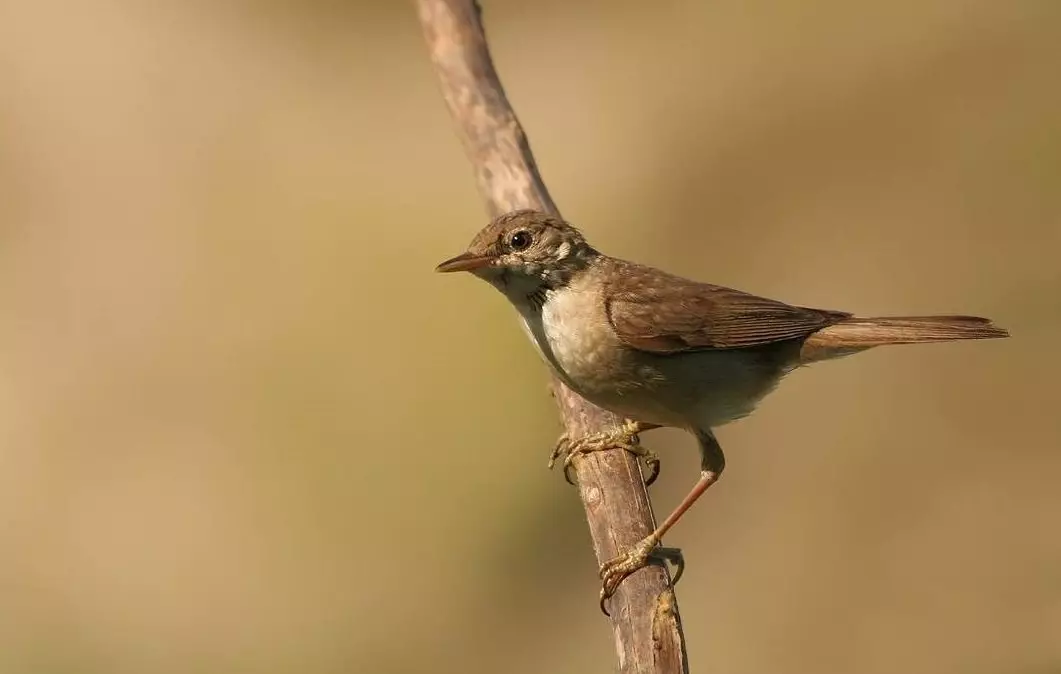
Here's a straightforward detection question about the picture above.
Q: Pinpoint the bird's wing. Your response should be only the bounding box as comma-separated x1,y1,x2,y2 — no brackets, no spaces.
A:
603,260,850,354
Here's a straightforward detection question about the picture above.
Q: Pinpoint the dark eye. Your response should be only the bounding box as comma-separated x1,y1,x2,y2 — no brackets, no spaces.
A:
508,230,533,250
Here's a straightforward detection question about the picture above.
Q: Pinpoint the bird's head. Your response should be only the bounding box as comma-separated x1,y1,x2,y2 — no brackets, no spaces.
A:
436,209,598,298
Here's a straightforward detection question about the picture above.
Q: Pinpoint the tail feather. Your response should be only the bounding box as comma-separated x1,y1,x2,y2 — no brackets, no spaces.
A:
800,315,1008,363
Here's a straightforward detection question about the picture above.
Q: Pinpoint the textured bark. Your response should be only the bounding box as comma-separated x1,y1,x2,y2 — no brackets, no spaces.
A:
416,2,689,672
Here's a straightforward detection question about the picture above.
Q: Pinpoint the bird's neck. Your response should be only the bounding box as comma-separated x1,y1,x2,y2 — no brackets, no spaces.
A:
503,276,553,315
501,263,598,316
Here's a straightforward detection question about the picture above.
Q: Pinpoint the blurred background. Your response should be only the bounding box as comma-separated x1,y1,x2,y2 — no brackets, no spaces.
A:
1,1,1058,672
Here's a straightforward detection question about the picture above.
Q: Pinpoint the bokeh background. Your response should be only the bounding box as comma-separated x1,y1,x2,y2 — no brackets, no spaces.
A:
1,1,1059,672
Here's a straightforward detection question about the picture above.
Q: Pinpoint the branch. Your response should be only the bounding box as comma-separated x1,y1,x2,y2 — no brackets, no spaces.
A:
416,2,689,671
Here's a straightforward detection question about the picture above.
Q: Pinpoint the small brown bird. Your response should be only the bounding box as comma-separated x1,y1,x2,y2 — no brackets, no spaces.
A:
437,209,1008,609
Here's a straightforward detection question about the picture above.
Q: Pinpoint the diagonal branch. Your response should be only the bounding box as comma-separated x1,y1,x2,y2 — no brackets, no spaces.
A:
416,1,689,671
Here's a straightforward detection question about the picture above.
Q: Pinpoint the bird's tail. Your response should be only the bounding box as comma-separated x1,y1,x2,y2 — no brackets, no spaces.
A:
800,315,1009,363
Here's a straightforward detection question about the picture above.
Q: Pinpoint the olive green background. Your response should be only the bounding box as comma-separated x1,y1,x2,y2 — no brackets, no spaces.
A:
1,1,1058,672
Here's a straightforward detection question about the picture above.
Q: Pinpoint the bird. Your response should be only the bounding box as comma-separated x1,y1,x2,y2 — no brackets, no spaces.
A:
436,208,1008,610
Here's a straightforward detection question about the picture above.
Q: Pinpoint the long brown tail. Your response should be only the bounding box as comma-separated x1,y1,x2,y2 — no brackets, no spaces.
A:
800,315,1009,363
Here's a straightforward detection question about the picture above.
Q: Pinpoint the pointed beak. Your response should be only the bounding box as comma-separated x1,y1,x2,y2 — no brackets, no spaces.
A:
435,251,495,273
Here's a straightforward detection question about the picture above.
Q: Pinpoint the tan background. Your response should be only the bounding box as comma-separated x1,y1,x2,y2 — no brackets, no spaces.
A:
1,1,1059,672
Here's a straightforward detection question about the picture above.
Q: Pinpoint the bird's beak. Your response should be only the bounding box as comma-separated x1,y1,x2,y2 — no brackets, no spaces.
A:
435,251,495,273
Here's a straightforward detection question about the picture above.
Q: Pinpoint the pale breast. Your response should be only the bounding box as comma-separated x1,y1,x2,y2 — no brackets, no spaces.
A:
539,286,620,390
514,280,653,406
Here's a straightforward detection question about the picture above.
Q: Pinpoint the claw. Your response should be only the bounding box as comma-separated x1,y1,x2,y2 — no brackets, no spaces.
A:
546,434,569,470
598,538,684,616
561,449,579,486
640,451,661,487
548,421,660,486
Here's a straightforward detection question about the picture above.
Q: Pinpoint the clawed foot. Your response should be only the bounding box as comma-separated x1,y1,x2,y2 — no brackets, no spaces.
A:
547,420,660,486
598,536,684,615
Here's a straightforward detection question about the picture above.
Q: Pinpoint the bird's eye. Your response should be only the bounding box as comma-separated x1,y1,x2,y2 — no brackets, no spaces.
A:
509,230,533,251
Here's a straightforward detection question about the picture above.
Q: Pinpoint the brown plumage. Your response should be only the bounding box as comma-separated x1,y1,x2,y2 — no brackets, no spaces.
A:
437,209,1009,606
603,258,852,352
599,256,1007,358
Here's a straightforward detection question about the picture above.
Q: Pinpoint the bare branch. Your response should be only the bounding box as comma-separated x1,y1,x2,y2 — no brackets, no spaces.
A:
416,1,689,671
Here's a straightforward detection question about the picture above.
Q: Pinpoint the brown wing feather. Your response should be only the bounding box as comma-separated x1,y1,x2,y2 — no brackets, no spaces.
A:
603,259,850,354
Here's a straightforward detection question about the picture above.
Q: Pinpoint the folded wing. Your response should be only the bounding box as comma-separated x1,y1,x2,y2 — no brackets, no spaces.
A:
604,260,849,354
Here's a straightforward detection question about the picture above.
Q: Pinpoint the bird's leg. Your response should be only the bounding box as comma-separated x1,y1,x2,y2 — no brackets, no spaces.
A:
549,420,662,486
598,430,725,615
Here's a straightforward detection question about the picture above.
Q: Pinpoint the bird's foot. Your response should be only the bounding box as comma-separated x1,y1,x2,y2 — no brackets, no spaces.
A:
598,536,684,615
548,419,660,486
